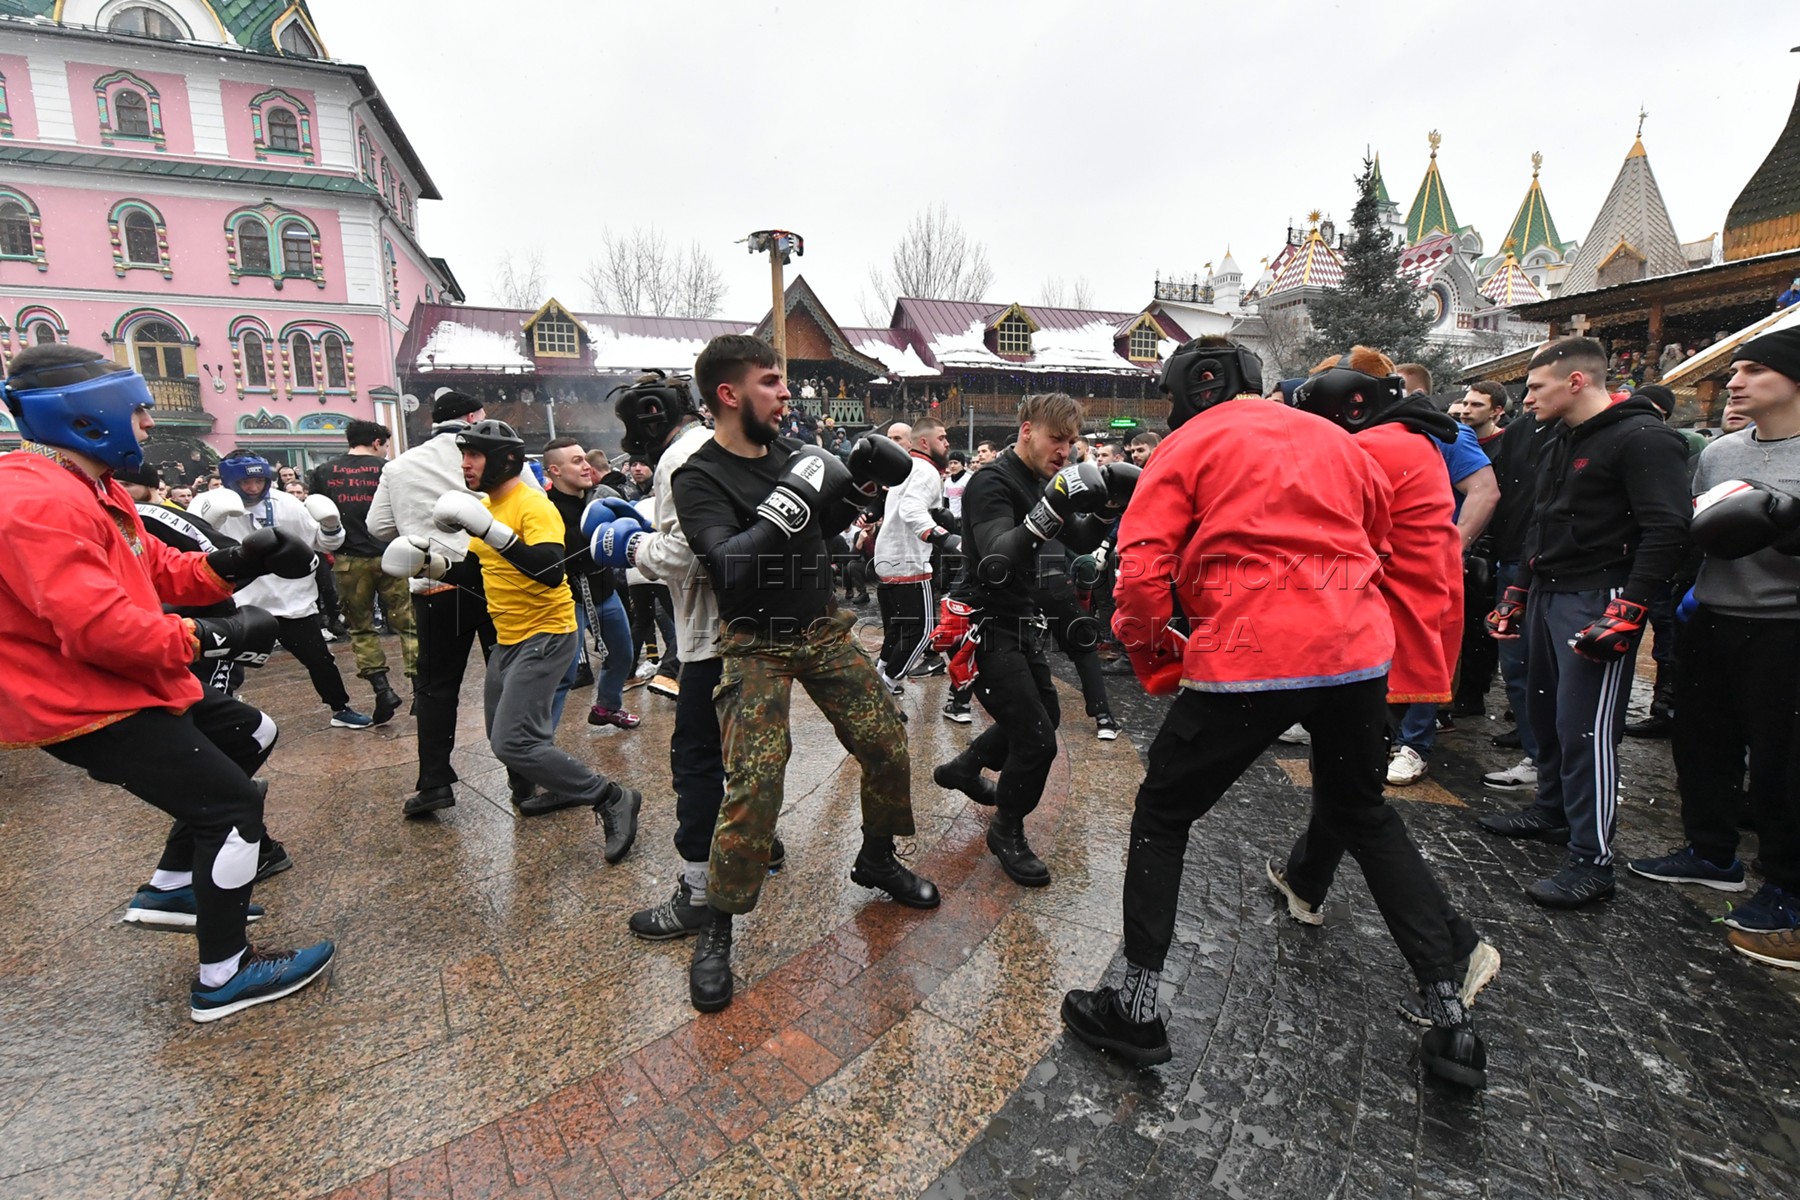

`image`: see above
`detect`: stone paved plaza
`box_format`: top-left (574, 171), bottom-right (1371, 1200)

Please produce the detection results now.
top-left (1, 624), bottom-right (1797, 1199)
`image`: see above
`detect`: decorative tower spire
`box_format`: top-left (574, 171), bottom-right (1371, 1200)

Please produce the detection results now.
top-left (1501, 151), bottom-right (1565, 266)
top-left (1406, 130), bottom-right (1460, 245)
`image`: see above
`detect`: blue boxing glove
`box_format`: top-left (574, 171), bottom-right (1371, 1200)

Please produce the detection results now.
top-left (1676, 586), bottom-right (1698, 624)
top-left (587, 505), bottom-right (652, 569)
top-left (579, 496), bottom-right (645, 541)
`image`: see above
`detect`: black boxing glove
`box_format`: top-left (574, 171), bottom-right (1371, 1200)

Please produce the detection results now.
top-left (756, 447), bottom-right (854, 536)
top-left (1098, 461), bottom-right (1141, 512)
top-left (188, 606), bottom-right (278, 665)
top-left (207, 526), bottom-right (319, 583)
top-left (1023, 462), bottom-right (1108, 542)
top-left (847, 435), bottom-right (913, 504)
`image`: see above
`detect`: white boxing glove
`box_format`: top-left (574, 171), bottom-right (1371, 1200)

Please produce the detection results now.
top-left (303, 493), bottom-right (342, 533)
top-left (190, 487), bottom-right (247, 527)
top-left (381, 535), bottom-right (450, 580)
top-left (431, 492), bottom-right (516, 550)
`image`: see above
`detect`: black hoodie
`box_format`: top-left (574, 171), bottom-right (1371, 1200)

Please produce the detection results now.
top-left (1517, 395), bottom-right (1691, 603)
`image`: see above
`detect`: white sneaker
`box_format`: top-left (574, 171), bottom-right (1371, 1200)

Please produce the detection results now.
top-left (876, 668), bottom-right (904, 697)
top-left (1277, 723), bottom-right (1311, 745)
top-left (1386, 745), bottom-right (1427, 786)
top-left (1483, 757), bottom-right (1538, 791)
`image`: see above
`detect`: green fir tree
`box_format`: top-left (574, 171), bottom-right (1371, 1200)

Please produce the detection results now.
top-left (1302, 157), bottom-right (1450, 384)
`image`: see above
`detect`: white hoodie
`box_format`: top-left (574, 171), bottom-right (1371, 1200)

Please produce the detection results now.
top-left (216, 488), bottom-right (344, 618)
top-left (629, 421), bottom-right (721, 662)
top-left (874, 453), bottom-right (945, 581)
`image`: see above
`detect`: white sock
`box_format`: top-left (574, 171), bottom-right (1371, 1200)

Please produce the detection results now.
top-left (149, 870), bottom-right (193, 891)
top-left (682, 861), bottom-right (708, 903)
top-left (199, 948), bottom-right (246, 988)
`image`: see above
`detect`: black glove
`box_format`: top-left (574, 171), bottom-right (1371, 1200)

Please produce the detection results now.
top-left (1485, 584), bottom-right (1528, 639)
top-left (208, 527), bottom-right (318, 583)
top-left (1023, 462), bottom-right (1109, 541)
top-left (1692, 479), bottom-right (1800, 559)
top-left (846, 435), bottom-right (912, 504)
top-left (1098, 462), bottom-right (1141, 512)
top-left (924, 526), bottom-right (962, 554)
top-left (1571, 597), bottom-right (1648, 662)
top-left (756, 447), bottom-right (853, 536)
top-left (190, 606), bottom-right (278, 665)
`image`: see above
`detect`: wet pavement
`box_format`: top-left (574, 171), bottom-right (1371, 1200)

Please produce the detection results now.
top-left (0, 620), bottom-right (1797, 1199)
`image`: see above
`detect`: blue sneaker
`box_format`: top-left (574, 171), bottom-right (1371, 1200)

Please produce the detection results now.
top-left (190, 940), bottom-right (335, 1023)
top-left (123, 885), bottom-right (263, 930)
top-left (1626, 846), bottom-right (1746, 892)
top-left (330, 707), bottom-right (373, 729)
top-left (1725, 883), bottom-right (1800, 933)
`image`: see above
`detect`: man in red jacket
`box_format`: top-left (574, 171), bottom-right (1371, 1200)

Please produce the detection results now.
top-left (1059, 337), bottom-right (1489, 1089)
top-left (0, 345), bottom-right (335, 1023)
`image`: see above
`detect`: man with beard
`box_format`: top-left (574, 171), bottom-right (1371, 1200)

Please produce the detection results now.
top-left (874, 416), bottom-right (957, 693)
top-left (664, 334), bottom-right (933, 1013)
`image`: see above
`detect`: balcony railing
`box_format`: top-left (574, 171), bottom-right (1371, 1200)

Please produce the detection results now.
top-left (146, 377), bottom-right (203, 413)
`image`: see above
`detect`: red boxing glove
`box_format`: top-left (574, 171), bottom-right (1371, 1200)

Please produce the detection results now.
top-left (1114, 612), bottom-right (1187, 695)
top-left (1485, 585), bottom-right (1529, 640)
top-left (1570, 597), bottom-right (1648, 662)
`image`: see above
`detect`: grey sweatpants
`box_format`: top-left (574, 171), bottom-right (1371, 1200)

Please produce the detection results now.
top-left (484, 631), bottom-right (611, 805)
top-left (1523, 587), bottom-right (1637, 865)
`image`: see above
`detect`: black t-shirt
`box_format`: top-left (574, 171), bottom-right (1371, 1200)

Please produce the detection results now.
top-left (545, 485), bottom-right (615, 601)
top-left (672, 437), bottom-right (833, 634)
top-left (308, 453), bottom-right (387, 558)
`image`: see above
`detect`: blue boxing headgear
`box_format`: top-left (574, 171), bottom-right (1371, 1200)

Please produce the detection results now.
top-left (219, 452), bottom-right (276, 501)
top-left (2, 359), bottom-right (155, 472)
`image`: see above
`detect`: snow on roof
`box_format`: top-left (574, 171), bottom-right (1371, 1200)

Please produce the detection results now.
top-left (855, 339), bottom-right (938, 378)
top-left (587, 325), bottom-right (730, 372)
top-left (928, 319), bottom-right (1151, 375)
top-left (415, 321), bottom-right (532, 373)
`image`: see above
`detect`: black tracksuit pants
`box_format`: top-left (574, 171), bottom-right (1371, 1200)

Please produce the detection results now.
top-left (412, 557), bottom-right (496, 792)
top-left (273, 613), bottom-right (351, 711)
top-left (1674, 608), bottom-right (1800, 889)
top-left (1125, 678), bottom-right (1460, 985)
top-left (1039, 577), bottom-right (1111, 718)
top-left (47, 693), bottom-right (277, 963)
top-left (671, 656), bottom-right (727, 863)
top-left (960, 621), bottom-right (1060, 818)
top-left (877, 577), bottom-right (934, 679)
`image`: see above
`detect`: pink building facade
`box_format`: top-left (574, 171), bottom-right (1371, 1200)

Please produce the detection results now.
top-left (0, 1), bottom-right (458, 480)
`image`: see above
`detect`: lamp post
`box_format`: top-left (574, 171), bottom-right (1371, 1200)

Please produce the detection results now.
top-left (744, 230), bottom-right (804, 359)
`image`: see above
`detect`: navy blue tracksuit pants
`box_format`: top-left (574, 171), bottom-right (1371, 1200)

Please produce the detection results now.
top-left (1523, 587), bottom-right (1638, 866)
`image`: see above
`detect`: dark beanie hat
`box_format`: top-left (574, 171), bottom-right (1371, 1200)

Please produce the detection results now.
top-left (1634, 384), bottom-right (1676, 417)
top-left (432, 389), bottom-right (482, 423)
top-left (1738, 326), bottom-right (1800, 384)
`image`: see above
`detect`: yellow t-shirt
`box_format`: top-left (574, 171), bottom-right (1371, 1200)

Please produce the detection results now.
top-left (469, 481), bottom-right (575, 646)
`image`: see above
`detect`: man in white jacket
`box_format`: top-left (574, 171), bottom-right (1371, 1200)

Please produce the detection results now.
top-left (874, 416), bottom-right (956, 693)
top-left (368, 390), bottom-right (497, 817)
top-left (213, 453), bottom-right (368, 729)
top-left (580, 372), bottom-right (786, 939)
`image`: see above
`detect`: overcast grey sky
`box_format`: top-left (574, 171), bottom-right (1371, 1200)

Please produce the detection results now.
top-left (313, 0), bottom-right (1791, 322)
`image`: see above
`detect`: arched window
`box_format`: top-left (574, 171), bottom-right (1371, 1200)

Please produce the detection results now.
top-left (357, 129), bottom-right (376, 182)
top-left (239, 331), bottom-right (268, 388)
top-left (132, 319), bottom-right (185, 380)
top-left (266, 107), bottom-right (300, 152)
top-left (0, 201), bottom-right (30, 258)
top-left (290, 333), bottom-right (315, 388)
top-left (114, 90), bottom-right (151, 137)
top-left (30, 322), bottom-right (56, 346)
top-left (123, 210), bottom-right (159, 265)
top-left (323, 334), bottom-right (347, 389)
top-left (108, 6), bottom-right (188, 40)
top-left (236, 221), bottom-right (271, 273)
top-left (280, 225), bottom-right (314, 278)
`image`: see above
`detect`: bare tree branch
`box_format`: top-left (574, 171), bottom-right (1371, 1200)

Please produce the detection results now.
top-left (864, 203), bottom-right (995, 320)
top-left (491, 249), bottom-right (547, 309)
top-left (1039, 276), bottom-right (1095, 309)
top-left (584, 228), bottom-right (725, 317)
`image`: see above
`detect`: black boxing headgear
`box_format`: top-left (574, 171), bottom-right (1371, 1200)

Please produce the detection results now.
top-left (1159, 339), bottom-right (1263, 430)
top-left (455, 418), bottom-right (527, 492)
top-left (1291, 366), bottom-right (1404, 433)
top-left (613, 370), bottom-right (699, 462)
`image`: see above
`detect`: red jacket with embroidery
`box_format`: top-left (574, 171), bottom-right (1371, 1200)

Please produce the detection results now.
top-left (1112, 399), bottom-right (1395, 693)
top-left (0, 450), bottom-right (232, 747)
top-left (1355, 423), bottom-right (1463, 704)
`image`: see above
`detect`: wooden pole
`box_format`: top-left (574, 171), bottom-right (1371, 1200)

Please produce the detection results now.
top-left (770, 248), bottom-right (787, 361)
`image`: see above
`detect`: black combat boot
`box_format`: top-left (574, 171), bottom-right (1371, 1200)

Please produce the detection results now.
top-left (987, 813), bottom-right (1050, 887)
top-left (367, 669), bottom-right (404, 727)
top-left (849, 834), bottom-right (940, 908)
top-left (689, 906), bottom-right (734, 1012)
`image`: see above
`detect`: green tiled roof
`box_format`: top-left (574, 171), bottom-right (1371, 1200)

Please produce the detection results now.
top-left (0, 2), bottom-right (322, 56)
top-left (1501, 155), bottom-right (1564, 263)
top-left (1372, 153), bottom-right (1392, 207)
top-left (1406, 134), bottom-right (1460, 246)
top-left (0, 144), bottom-right (379, 196)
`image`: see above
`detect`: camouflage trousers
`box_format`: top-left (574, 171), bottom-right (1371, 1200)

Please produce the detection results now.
top-left (709, 608), bottom-right (913, 913)
top-left (334, 554), bottom-right (418, 678)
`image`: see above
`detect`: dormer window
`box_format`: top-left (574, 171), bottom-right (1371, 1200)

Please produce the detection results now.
top-left (534, 313), bottom-right (578, 356)
top-left (996, 314), bottom-right (1032, 356)
top-left (115, 90), bottom-right (151, 137)
top-left (109, 6), bottom-right (188, 41)
top-left (277, 19), bottom-right (322, 58)
top-left (1128, 320), bottom-right (1160, 361)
